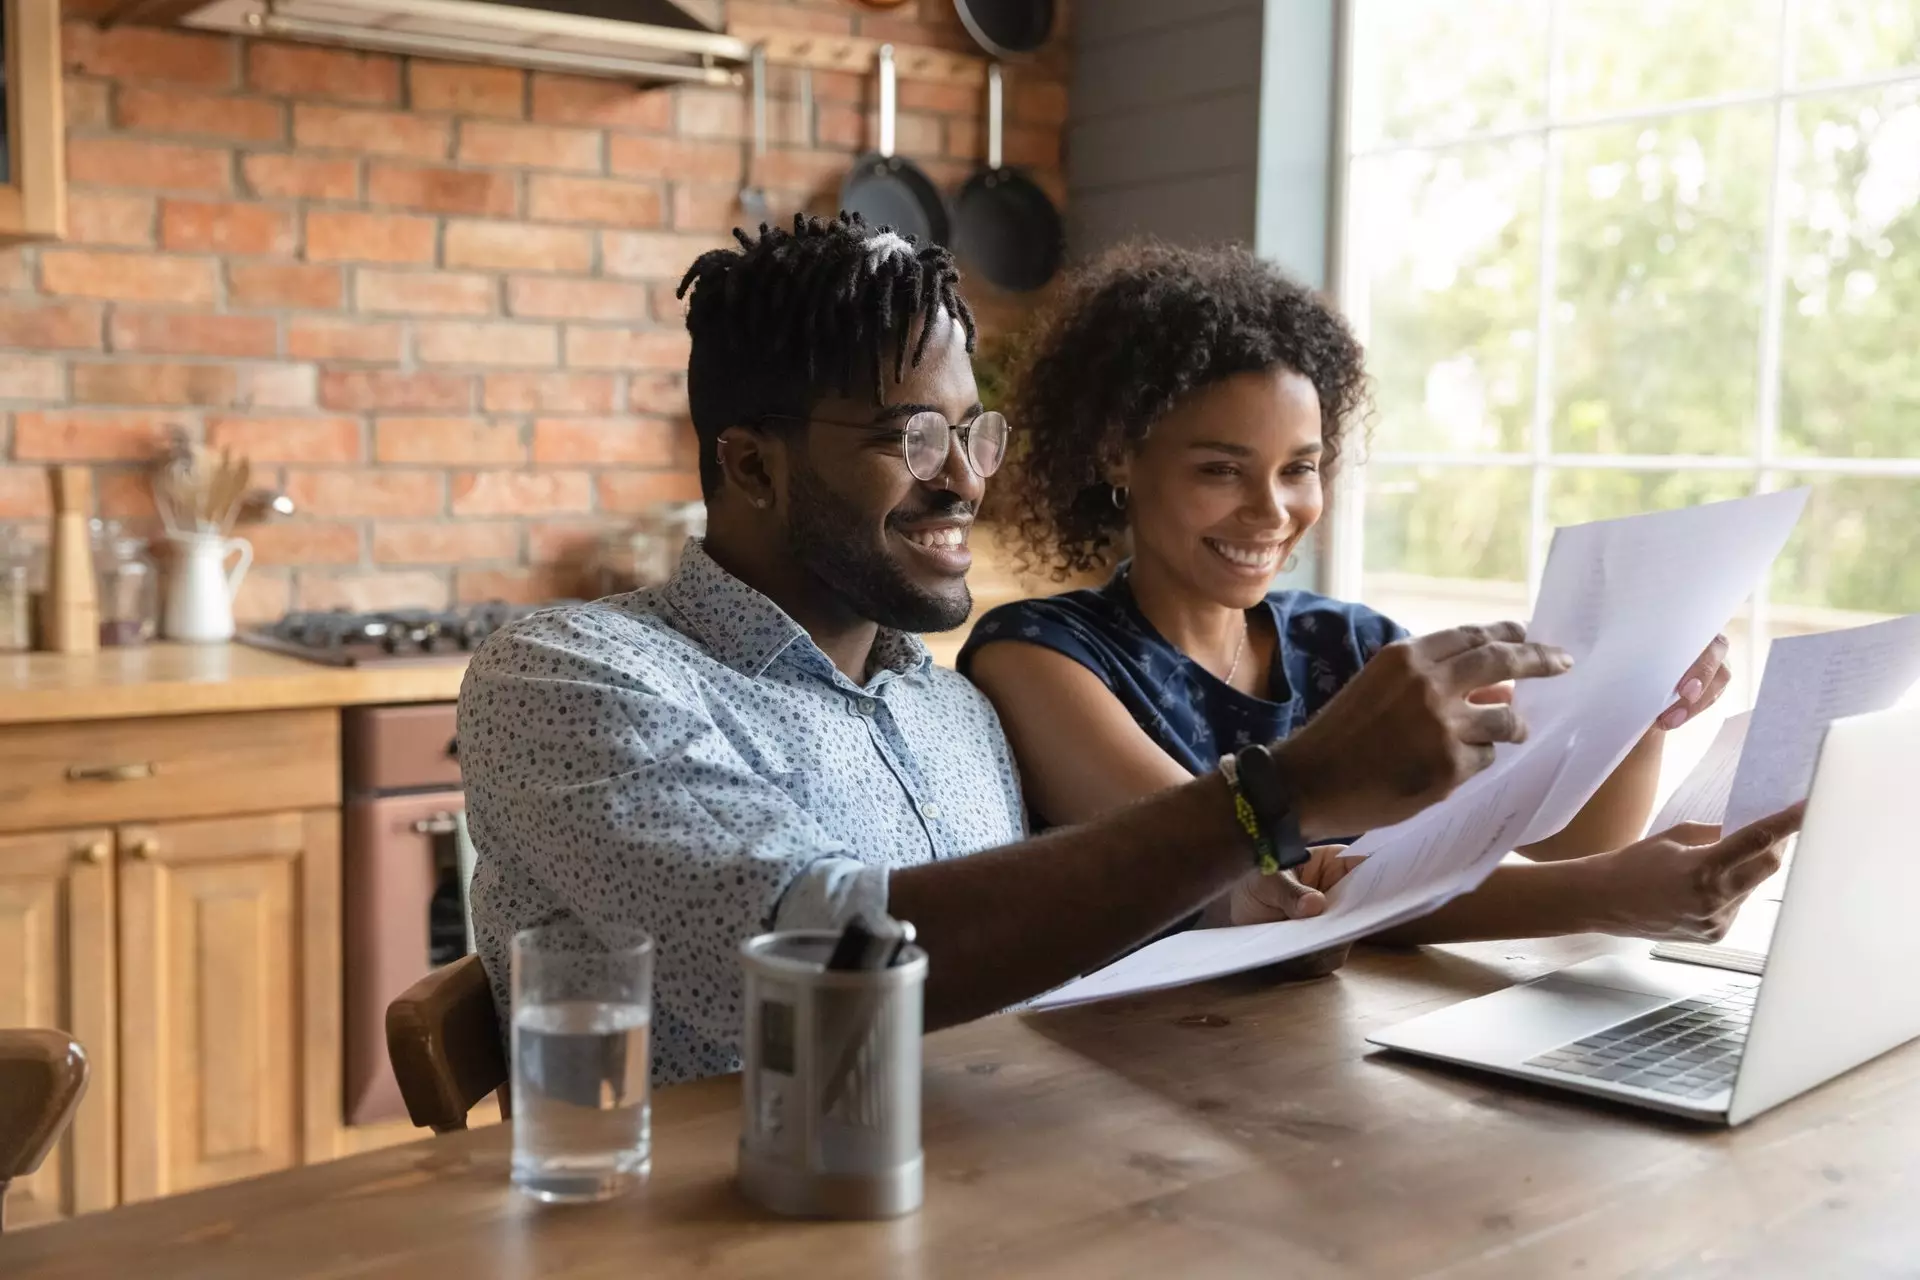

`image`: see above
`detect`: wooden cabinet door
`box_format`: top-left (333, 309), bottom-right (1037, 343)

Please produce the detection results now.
top-left (117, 813), bottom-right (314, 1202)
top-left (0, 827), bottom-right (116, 1225)
top-left (0, 0), bottom-right (66, 242)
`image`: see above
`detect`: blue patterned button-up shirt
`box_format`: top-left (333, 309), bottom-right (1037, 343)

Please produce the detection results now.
top-left (460, 540), bottom-right (1026, 1084)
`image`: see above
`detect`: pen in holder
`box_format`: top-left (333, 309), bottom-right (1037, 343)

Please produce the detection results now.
top-left (737, 923), bottom-right (926, 1219)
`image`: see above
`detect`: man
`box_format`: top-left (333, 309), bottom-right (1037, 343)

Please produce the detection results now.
top-left (460, 215), bottom-right (1568, 1085)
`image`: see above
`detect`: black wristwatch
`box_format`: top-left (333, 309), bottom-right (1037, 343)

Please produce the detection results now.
top-left (1233, 743), bottom-right (1311, 873)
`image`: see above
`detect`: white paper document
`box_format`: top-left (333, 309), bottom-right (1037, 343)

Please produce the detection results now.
top-left (1722, 612), bottom-right (1920, 832)
top-left (1030, 491), bottom-right (1808, 1011)
top-left (1647, 711), bottom-right (1752, 834)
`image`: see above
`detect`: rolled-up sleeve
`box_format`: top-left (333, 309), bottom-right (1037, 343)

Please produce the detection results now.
top-left (460, 617), bottom-right (886, 1083)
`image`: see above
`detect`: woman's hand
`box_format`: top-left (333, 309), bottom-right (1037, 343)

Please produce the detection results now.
top-left (1226, 844), bottom-right (1365, 925)
top-left (1577, 804), bottom-right (1804, 942)
top-left (1658, 633), bottom-right (1732, 731)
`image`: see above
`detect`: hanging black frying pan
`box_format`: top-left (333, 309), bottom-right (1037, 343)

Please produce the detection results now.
top-left (953, 0), bottom-right (1056, 58)
top-left (954, 64), bottom-right (1063, 291)
top-left (841, 44), bottom-right (951, 246)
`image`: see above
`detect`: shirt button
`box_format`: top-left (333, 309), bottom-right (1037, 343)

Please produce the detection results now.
top-left (921, 803), bottom-right (941, 820)
top-left (857, 698), bottom-right (876, 715)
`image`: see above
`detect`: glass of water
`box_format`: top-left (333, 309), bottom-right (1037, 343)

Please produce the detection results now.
top-left (510, 925), bottom-right (654, 1203)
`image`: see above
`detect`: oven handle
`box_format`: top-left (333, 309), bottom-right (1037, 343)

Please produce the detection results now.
top-left (411, 812), bottom-right (461, 836)
top-left (445, 736), bottom-right (459, 759)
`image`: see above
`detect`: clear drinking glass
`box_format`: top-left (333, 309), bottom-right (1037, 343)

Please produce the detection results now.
top-left (510, 925), bottom-right (654, 1203)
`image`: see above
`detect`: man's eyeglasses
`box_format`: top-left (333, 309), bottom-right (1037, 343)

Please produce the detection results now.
top-left (759, 410), bottom-right (1012, 483)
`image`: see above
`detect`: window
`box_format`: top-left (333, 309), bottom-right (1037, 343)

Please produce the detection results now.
top-left (1332, 0), bottom-right (1920, 738)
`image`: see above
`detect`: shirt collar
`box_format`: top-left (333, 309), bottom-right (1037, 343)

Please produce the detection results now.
top-left (661, 538), bottom-right (932, 684)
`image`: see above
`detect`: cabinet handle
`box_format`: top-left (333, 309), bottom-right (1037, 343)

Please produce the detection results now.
top-left (66, 762), bottom-right (157, 784)
top-left (73, 840), bottom-right (109, 865)
top-left (129, 837), bottom-right (160, 860)
top-left (412, 812), bottom-right (460, 836)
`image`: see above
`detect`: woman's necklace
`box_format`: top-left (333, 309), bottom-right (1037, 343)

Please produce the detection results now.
top-left (1222, 615), bottom-right (1249, 686)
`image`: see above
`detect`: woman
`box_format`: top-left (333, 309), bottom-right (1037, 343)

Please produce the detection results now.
top-left (959, 241), bottom-right (1768, 946)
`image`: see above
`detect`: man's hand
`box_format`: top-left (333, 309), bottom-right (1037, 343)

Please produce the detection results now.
top-left (1274, 622), bottom-right (1573, 839)
top-left (1658, 633), bottom-right (1732, 731)
top-left (1226, 844), bottom-right (1364, 925)
top-left (1579, 803), bottom-right (1805, 942)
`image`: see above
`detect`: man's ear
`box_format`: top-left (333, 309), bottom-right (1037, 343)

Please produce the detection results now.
top-left (716, 426), bottom-right (782, 510)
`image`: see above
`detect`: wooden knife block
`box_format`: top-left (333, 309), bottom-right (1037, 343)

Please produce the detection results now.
top-left (45, 465), bottom-right (99, 653)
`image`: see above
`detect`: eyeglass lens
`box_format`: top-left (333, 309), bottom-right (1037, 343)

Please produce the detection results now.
top-left (904, 411), bottom-right (1010, 483)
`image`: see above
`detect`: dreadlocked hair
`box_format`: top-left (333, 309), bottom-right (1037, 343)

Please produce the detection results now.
top-left (675, 212), bottom-right (977, 498)
top-left (995, 239), bottom-right (1370, 581)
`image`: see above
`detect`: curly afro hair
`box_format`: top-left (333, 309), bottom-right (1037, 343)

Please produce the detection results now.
top-left (996, 240), bottom-right (1369, 580)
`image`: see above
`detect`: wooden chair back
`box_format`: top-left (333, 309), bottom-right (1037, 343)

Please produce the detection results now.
top-left (0, 1029), bottom-right (89, 1233)
top-left (385, 954), bottom-right (510, 1133)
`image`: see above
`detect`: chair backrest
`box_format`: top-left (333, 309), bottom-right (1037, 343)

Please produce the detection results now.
top-left (385, 954), bottom-right (510, 1133)
top-left (0, 1029), bottom-right (89, 1233)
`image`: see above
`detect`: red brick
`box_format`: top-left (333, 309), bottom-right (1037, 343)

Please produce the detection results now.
top-left (234, 363), bottom-right (318, 410)
top-left (287, 317), bottom-right (404, 363)
top-left (526, 174), bottom-right (664, 226)
top-left (564, 326), bottom-right (691, 371)
top-left (110, 311), bottom-right (278, 358)
top-left (482, 373), bottom-right (617, 414)
top-left (671, 183), bottom-right (752, 233)
top-left (366, 162), bottom-right (517, 216)
top-left (206, 415), bottom-right (364, 463)
top-left (532, 417), bottom-right (677, 465)
top-left (246, 42), bottom-right (400, 104)
top-left (234, 571), bottom-right (293, 625)
top-left (646, 283), bottom-right (686, 326)
top-left (816, 103), bottom-right (864, 150)
top-left (455, 566), bottom-right (578, 605)
top-left (676, 88), bottom-right (745, 140)
top-left (596, 469), bottom-right (702, 512)
top-left (374, 521), bottom-right (522, 564)
top-left (628, 372), bottom-right (688, 415)
top-left (242, 153), bottom-right (361, 201)
top-left (66, 193), bottom-right (155, 247)
top-left (0, 357), bottom-right (66, 401)
top-left (354, 268), bottom-right (495, 316)
top-left (601, 230), bottom-right (721, 280)
top-left (414, 321), bottom-right (558, 368)
top-left (0, 300), bottom-right (105, 350)
top-left (63, 24), bottom-right (235, 88)
top-left (451, 470), bottom-right (591, 516)
top-left (13, 410), bottom-right (187, 461)
top-left (43, 251), bottom-right (218, 305)
top-left (457, 120), bottom-right (602, 172)
top-left (1012, 78), bottom-right (1069, 128)
top-left (898, 80), bottom-right (975, 115)
top-left (0, 251), bottom-right (26, 293)
top-left (443, 220), bottom-right (592, 272)
top-left (228, 261), bottom-right (343, 309)
top-left (293, 104), bottom-right (450, 160)
top-left (725, 1), bottom-right (852, 35)
top-left (319, 370), bottom-right (473, 412)
top-left (374, 417), bottom-right (525, 465)
top-left (245, 521), bottom-right (363, 567)
top-left (525, 518), bottom-right (612, 565)
top-left (410, 61), bottom-right (526, 119)
top-left (116, 86), bottom-right (285, 143)
top-left (95, 468), bottom-right (160, 521)
top-left (1004, 125), bottom-right (1059, 169)
top-left (285, 469), bottom-right (446, 517)
top-left (72, 361), bottom-right (236, 407)
top-left (529, 74), bottom-right (672, 131)
top-left (67, 137), bottom-right (231, 193)
top-left (0, 468), bottom-right (54, 519)
top-left (296, 570), bottom-right (451, 611)
top-left (756, 148), bottom-right (854, 192)
top-left (607, 134), bottom-right (741, 182)
top-left (64, 80), bottom-right (113, 130)
top-left (946, 117), bottom-right (981, 160)
top-left (305, 210), bottom-right (436, 264)
top-left (801, 70), bottom-right (867, 106)
top-left (507, 276), bottom-right (649, 322)
top-left (160, 199), bottom-right (296, 255)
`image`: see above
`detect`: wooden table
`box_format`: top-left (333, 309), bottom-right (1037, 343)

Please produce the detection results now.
top-left (7, 938), bottom-right (1917, 1279)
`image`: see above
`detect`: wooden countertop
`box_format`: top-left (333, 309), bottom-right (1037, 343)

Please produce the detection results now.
top-left (0, 643), bottom-right (468, 726)
top-left (6, 936), bottom-right (1916, 1279)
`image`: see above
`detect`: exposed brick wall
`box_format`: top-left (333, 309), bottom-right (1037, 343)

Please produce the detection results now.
top-left (0, 1), bottom-right (1069, 620)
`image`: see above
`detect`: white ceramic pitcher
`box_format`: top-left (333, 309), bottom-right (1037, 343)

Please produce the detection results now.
top-left (164, 531), bottom-right (251, 643)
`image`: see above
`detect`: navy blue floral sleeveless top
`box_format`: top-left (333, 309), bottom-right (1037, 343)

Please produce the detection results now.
top-left (957, 565), bottom-right (1408, 785)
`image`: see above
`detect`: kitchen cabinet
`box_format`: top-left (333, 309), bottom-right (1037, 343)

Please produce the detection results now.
top-left (0, 828), bottom-right (116, 1228)
top-left (1, 0), bottom-right (65, 242)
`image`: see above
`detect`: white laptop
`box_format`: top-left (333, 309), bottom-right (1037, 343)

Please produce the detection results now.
top-left (1367, 701), bottom-right (1920, 1126)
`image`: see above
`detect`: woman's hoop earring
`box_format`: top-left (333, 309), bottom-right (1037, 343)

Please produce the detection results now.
top-left (1110, 485), bottom-right (1128, 511)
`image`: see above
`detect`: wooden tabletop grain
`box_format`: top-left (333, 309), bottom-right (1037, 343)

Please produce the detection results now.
top-left (6, 938), bottom-right (1915, 1280)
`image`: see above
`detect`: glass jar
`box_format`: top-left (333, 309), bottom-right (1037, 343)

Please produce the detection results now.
top-left (0, 531), bottom-right (33, 653)
top-left (94, 522), bottom-right (160, 647)
top-left (594, 502), bottom-right (707, 596)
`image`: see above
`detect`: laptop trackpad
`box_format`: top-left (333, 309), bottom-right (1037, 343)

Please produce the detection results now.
top-left (1370, 955), bottom-right (1728, 1066)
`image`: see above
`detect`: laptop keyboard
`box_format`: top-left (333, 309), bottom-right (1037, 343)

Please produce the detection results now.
top-left (1523, 982), bottom-right (1756, 1101)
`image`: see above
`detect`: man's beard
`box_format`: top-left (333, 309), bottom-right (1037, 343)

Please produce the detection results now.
top-left (785, 457), bottom-right (973, 633)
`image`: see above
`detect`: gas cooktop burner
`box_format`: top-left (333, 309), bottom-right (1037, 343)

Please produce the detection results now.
top-left (239, 602), bottom-right (576, 666)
